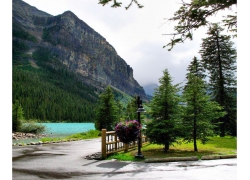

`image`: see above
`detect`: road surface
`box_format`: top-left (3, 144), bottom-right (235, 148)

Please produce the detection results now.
top-left (12, 138), bottom-right (237, 180)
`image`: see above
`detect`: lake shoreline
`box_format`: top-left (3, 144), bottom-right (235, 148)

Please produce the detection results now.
top-left (12, 131), bottom-right (78, 146)
top-left (12, 123), bottom-right (96, 145)
top-left (12, 132), bottom-right (48, 140)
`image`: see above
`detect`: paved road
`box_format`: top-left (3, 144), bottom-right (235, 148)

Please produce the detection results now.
top-left (12, 138), bottom-right (237, 180)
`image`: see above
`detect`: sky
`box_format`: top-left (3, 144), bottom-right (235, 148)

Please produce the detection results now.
top-left (17, 0), bottom-right (236, 87)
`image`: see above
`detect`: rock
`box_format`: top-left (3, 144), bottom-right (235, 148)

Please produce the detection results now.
top-left (12, 132), bottom-right (47, 140)
top-left (85, 152), bottom-right (102, 160)
top-left (12, 0), bottom-right (147, 99)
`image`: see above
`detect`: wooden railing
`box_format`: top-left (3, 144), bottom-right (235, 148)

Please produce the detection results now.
top-left (101, 129), bottom-right (148, 159)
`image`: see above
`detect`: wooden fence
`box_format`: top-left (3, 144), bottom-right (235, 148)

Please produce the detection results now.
top-left (101, 129), bottom-right (148, 159)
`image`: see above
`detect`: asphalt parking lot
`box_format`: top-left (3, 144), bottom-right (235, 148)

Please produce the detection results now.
top-left (12, 138), bottom-right (237, 180)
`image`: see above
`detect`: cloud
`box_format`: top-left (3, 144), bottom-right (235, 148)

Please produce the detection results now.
top-left (126, 39), bottom-right (192, 86)
top-left (21, 0), bottom-right (237, 87)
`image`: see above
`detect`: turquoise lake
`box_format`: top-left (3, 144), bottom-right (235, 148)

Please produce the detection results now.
top-left (42, 123), bottom-right (95, 136)
top-left (12, 123), bottom-right (95, 143)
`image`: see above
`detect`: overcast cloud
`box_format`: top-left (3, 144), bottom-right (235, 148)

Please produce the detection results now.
top-left (21, 0), bottom-right (237, 86)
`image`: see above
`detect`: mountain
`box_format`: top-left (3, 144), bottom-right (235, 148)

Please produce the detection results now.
top-left (143, 83), bottom-right (158, 96)
top-left (13, 0), bottom-right (146, 98)
top-left (12, 0), bottom-right (147, 122)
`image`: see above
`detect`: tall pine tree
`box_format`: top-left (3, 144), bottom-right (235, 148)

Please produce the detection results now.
top-left (146, 69), bottom-right (182, 152)
top-left (182, 74), bottom-right (226, 151)
top-left (94, 86), bottom-right (119, 131)
top-left (199, 23), bottom-right (237, 136)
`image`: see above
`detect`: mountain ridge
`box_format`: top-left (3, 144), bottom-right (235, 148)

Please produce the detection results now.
top-left (12, 0), bottom-right (146, 100)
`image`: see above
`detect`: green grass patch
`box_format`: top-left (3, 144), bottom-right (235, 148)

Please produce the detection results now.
top-left (107, 152), bottom-right (144, 162)
top-left (107, 136), bottom-right (237, 161)
top-left (40, 137), bottom-right (65, 142)
top-left (66, 130), bottom-right (100, 140)
top-left (40, 130), bottom-right (100, 142)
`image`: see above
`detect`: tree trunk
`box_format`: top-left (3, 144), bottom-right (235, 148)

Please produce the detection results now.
top-left (193, 116), bottom-right (198, 152)
top-left (194, 138), bottom-right (198, 152)
top-left (164, 141), bottom-right (169, 152)
top-left (216, 30), bottom-right (226, 137)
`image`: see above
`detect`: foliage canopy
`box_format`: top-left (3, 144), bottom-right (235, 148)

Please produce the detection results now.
top-left (98, 0), bottom-right (237, 50)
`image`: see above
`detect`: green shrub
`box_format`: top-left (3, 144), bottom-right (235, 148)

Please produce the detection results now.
top-left (19, 120), bottom-right (46, 134)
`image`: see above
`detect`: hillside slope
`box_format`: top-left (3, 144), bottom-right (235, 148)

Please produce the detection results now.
top-left (12, 0), bottom-right (147, 122)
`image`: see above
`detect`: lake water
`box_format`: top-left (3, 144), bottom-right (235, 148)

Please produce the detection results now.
top-left (12, 123), bottom-right (95, 144)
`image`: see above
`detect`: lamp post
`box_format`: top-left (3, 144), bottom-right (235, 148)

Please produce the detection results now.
top-left (135, 96), bottom-right (146, 159)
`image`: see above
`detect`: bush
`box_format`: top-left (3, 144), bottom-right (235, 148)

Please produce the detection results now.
top-left (19, 120), bottom-right (46, 134)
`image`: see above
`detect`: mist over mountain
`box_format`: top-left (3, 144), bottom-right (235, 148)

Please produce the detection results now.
top-left (142, 83), bottom-right (158, 97)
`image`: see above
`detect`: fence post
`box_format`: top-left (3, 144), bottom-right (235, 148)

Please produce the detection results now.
top-left (114, 133), bottom-right (117, 151)
top-left (101, 129), bottom-right (107, 159)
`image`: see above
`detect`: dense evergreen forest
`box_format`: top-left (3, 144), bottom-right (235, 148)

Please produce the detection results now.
top-left (12, 16), bottom-right (138, 123)
top-left (13, 67), bottom-right (97, 122)
top-left (12, 43), bottom-right (135, 123)
top-left (13, 38), bottom-right (102, 122)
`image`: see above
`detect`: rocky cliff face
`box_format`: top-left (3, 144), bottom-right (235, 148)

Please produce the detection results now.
top-left (13, 0), bottom-right (146, 99)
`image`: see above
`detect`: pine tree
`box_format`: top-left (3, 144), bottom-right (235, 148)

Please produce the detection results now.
top-left (94, 86), bottom-right (119, 131)
top-left (116, 100), bottom-right (125, 121)
top-left (12, 100), bottom-right (24, 132)
top-left (199, 23), bottom-right (237, 136)
top-left (182, 74), bottom-right (226, 151)
top-left (125, 96), bottom-right (138, 120)
top-left (186, 56), bottom-right (206, 80)
top-left (146, 69), bottom-right (182, 152)
top-left (98, 1), bottom-right (237, 50)
top-left (184, 56), bottom-right (206, 91)
top-left (166, 0), bottom-right (237, 50)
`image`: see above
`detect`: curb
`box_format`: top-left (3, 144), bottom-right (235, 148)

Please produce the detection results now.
top-left (145, 156), bottom-right (199, 163)
top-left (145, 155), bottom-right (237, 163)
top-left (201, 154), bottom-right (237, 160)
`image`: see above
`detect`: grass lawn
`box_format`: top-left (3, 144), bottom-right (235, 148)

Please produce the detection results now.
top-left (106, 136), bottom-right (237, 161)
top-left (40, 130), bottom-right (100, 142)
